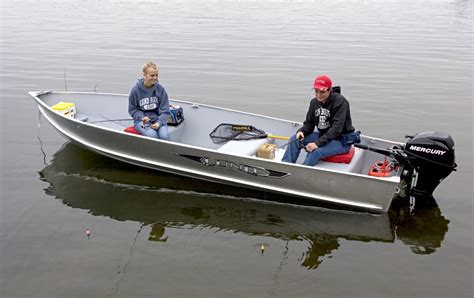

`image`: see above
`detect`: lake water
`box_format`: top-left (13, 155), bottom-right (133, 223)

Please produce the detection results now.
top-left (1, 0), bottom-right (472, 297)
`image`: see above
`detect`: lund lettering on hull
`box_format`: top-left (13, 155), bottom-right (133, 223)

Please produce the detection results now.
top-left (176, 153), bottom-right (291, 178)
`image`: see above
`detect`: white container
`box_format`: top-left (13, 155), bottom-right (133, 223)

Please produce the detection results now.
top-left (51, 101), bottom-right (76, 118)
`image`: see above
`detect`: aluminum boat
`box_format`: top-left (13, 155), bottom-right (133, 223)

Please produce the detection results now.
top-left (30, 91), bottom-right (457, 212)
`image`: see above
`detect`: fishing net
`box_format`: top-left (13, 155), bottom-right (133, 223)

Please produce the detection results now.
top-left (209, 123), bottom-right (267, 144)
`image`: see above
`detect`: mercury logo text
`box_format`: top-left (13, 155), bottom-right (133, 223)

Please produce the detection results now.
top-left (409, 145), bottom-right (446, 155)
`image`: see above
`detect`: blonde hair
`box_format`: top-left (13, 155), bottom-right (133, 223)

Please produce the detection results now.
top-left (142, 61), bottom-right (158, 75)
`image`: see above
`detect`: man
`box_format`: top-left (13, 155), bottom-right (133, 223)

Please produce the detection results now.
top-left (282, 75), bottom-right (356, 166)
top-left (128, 61), bottom-right (171, 140)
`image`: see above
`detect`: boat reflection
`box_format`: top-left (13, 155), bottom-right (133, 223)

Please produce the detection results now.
top-left (39, 142), bottom-right (450, 269)
top-left (388, 198), bottom-right (450, 255)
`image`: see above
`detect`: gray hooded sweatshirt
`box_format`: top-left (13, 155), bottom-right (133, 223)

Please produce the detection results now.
top-left (128, 79), bottom-right (170, 127)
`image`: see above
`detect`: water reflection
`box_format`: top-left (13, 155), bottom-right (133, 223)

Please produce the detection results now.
top-left (389, 198), bottom-right (450, 255)
top-left (39, 143), bottom-right (450, 269)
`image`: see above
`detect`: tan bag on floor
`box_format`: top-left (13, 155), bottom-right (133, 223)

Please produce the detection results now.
top-left (257, 143), bottom-right (276, 160)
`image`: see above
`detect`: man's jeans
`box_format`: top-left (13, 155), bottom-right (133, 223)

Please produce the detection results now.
top-left (134, 121), bottom-right (171, 141)
top-left (282, 132), bottom-right (350, 166)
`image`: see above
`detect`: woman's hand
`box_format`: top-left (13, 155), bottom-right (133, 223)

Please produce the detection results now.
top-left (151, 122), bottom-right (160, 130)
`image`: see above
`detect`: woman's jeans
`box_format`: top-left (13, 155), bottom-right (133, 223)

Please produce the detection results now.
top-left (282, 132), bottom-right (350, 166)
top-left (134, 121), bottom-right (171, 141)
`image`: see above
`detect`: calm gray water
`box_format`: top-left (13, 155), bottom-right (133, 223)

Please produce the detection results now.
top-left (1, 0), bottom-right (473, 297)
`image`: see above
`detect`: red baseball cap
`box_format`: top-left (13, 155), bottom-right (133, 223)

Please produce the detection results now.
top-left (313, 75), bottom-right (332, 91)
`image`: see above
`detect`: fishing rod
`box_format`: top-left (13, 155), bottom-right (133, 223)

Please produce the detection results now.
top-left (277, 137), bottom-right (309, 152)
top-left (63, 69), bottom-right (68, 92)
top-left (90, 118), bottom-right (150, 129)
top-left (89, 118), bottom-right (133, 124)
top-left (277, 137), bottom-right (299, 149)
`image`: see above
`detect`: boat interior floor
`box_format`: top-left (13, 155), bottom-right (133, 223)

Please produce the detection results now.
top-left (73, 112), bottom-right (392, 177)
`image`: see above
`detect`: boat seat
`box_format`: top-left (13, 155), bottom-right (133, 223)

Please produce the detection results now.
top-left (274, 146), bottom-right (356, 163)
top-left (322, 146), bottom-right (355, 163)
top-left (124, 125), bottom-right (141, 135)
top-left (123, 125), bottom-right (185, 142)
top-left (315, 147), bottom-right (364, 173)
top-left (217, 139), bottom-right (268, 156)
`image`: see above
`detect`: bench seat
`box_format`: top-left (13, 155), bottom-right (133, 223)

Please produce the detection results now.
top-left (217, 138), bottom-right (268, 156)
top-left (123, 125), bottom-right (185, 142)
top-left (322, 146), bottom-right (355, 163)
top-left (274, 146), bottom-right (363, 173)
top-left (124, 125), bottom-right (140, 135)
top-left (315, 147), bottom-right (364, 173)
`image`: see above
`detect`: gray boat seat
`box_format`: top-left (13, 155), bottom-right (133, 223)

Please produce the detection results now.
top-left (217, 138), bottom-right (268, 156)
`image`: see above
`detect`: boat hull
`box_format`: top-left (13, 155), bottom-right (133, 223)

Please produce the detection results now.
top-left (32, 91), bottom-right (401, 212)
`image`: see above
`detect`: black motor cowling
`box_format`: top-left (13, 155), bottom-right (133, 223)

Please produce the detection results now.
top-left (403, 131), bottom-right (456, 197)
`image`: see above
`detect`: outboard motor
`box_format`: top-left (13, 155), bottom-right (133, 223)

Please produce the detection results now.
top-left (402, 131), bottom-right (456, 197)
top-left (356, 131), bottom-right (456, 199)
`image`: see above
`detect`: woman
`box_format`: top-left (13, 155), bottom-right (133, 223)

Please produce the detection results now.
top-left (128, 61), bottom-right (171, 140)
